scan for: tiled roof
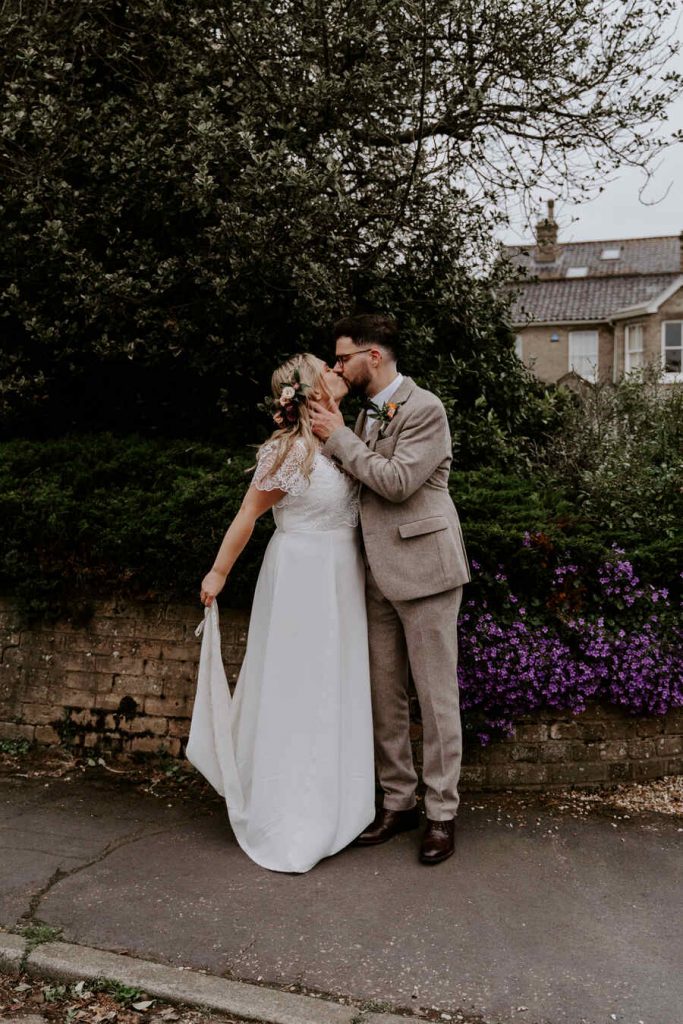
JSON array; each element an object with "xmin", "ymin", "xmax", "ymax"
[
  {"xmin": 505, "ymin": 232, "xmax": 682, "ymax": 324},
  {"xmin": 509, "ymin": 274, "xmax": 680, "ymax": 324},
  {"xmin": 506, "ymin": 234, "xmax": 681, "ymax": 279}
]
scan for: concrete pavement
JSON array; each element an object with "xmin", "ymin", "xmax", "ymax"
[{"xmin": 0, "ymin": 773, "xmax": 681, "ymax": 1024}]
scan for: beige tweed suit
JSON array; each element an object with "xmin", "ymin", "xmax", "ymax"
[{"xmin": 324, "ymin": 376, "xmax": 470, "ymax": 819}]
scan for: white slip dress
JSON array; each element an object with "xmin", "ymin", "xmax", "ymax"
[{"xmin": 186, "ymin": 439, "xmax": 375, "ymax": 873}]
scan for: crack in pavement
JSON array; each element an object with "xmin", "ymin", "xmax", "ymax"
[{"xmin": 17, "ymin": 819, "xmax": 195, "ymax": 929}]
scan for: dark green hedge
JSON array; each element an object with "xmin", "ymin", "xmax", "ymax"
[{"xmin": 1, "ymin": 434, "xmax": 679, "ymax": 625}]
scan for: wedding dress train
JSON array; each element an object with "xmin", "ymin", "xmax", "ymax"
[{"xmin": 187, "ymin": 439, "xmax": 375, "ymax": 873}]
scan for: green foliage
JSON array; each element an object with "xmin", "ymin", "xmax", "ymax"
[
  {"xmin": 0, "ymin": 737, "xmax": 31, "ymax": 755},
  {"xmin": 90, "ymin": 979, "xmax": 145, "ymax": 1006},
  {"xmin": 0, "ymin": 433, "xmax": 271, "ymax": 621},
  {"xmin": 19, "ymin": 922, "xmax": 63, "ymax": 954},
  {"xmin": 537, "ymin": 369, "xmax": 682, "ymax": 540},
  {"xmin": 2, "ymin": 431, "xmax": 679, "ymax": 626},
  {"xmin": 0, "ymin": 1, "xmax": 677, "ymax": 463}
]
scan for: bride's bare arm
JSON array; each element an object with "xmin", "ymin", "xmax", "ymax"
[{"xmin": 200, "ymin": 483, "xmax": 285, "ymax": 606}]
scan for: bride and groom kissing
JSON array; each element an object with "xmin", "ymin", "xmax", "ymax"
[{"xmin": 188, "ymin": 313, "xmax": 471, "ymax": 873}]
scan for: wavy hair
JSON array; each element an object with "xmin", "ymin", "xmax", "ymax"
[{"xmin": 258, "ymin": 353, "xmax": 335, "ymax": 481}]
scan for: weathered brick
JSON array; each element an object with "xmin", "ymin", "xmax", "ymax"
[
  {"xmin": 626, "ymin": 738, "xmax": 655, "ymax": 760},
  {"xmin": 127, "ymin": 715, "xmax": 168, "ymax": 736},
  {"xmin": 142, "ymin": 659, "xmax": 195, "ymax": 682},
  {"xmin": 63, "ymin": 670, "xmax": 113, "ymax": 693},
  {"xmin": 575, "ymin": 722, "xmax": 607, "ymax": 742},
  {"xmin": 550, "ymin": 722, "xmax": 578, "ymax": 740},
  {"xmin": 126, "ymin": 735, "xmax": 168, "ymax": 753},
  {"xmin": 60, "ymin": 690, "xmax": 121, "ymax": 711},
  {"xmin": 608, "ymin": 762, "xmax": 633, "ymax": 782},
  {"xmin": 510, "ymin": 744, "xmax": 538, "ymax": 763},
  {"xmin": 568, "ymin": 741, "xmax": 600, "ymax": 762},
  {"xmin": 655, "ymin": 735, "xmax": 682, "ymax": 757},
  {"xmin": 143, "ymin": 696, "xmax": 193, "ymax": 718},
  {"xmin": 597, "ymin": 740, "xmax": 628, "ymax": 761},
  {"xmin": 603, "ymin": 718, "xmax": 639, "ymax": 739},
  {"xmin": 484, "ymin": 763, "xmax": 548, "ymax": 787},
  {"xmin": 636, "ymin": 718, "xmax": 666, "ymax": 738},
  {"xmin": 481, "ymin": 744, "xmax": 512, "ymax": 765},
  {"xmin": 513, "ymin": 723, "xmax": 549, "ymax": 743},
  {"xmin": 540, "ymin": 740, "xmax": 571, "ymax": 763},
  {"xmin": 663, "ymin": 708, "xmax": 683, "ymax": 733},
  {"xmin": 112, "ymin": 674, "xmax": 162, "ymax": 697},
  {"xmin": 0, "ymin": 721, "xmax": 34, "ymax": 741},
  {"xmin": 156, "ymin": 677, "xmax": 196, "ymax": 699},
  {"xmin": 34, "ymin": 724, "xmax": 61, "ymax": 745},
  {"xmin": 167, "ymin": 719, "xmax": 190, "ymax": 739},
  {"xmin": 409, "ymin": 721, "xmax": 422, "ymax": 741},
  {"xmin": 19, "ymin": 702, "xmax": 58, "ymax": 725},
  {"xmin": 632, "ymin": 758, "xmax": 668, "ymax": 781},
  {"xmin": 460, "ymin": 765, "xmax": 486, "ymax": 788},
  {"xmin": 164, "ymin": 737, "xmax": 183, "ymax": 757}
]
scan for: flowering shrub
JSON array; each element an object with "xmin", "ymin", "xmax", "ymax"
[{"xmin": 459, "ymin": 547, "xmax": 682, "ymax": 744}]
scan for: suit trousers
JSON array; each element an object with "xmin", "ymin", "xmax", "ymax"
[{"xmin": 364, "ymin": 561, "xmax": 464, "ymax": 820}]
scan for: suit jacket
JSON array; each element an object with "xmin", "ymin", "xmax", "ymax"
[{"xmin": 323, "ymin": 376, "xmax": 470, "ymax": 601}]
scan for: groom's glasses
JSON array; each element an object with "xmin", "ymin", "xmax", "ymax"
[{"xmin": 333, "ymin": 348, "xmax": 373, "ymax": 367}]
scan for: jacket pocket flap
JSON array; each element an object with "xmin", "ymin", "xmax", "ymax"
[{"xmin": 399, "ymin": 516, "xmax": 449, "ymax": 539}]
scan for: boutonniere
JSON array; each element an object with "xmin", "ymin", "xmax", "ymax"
[{"xmin": 366, "ymin": 399, "xmax": 405, "ymax": 438}]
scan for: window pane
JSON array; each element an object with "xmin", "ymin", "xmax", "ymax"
[
  {"xmin": 664, "ymin": 349, "xmax": 681, "ymax": 373},
  {"xmin": 626, "ymin": 325, "xmax": 643, "ymax": 352},
  {"xmin": 664, "ymin": 322, "xmax": 682, "ymax": 349},
  {"xmin": 569, "ymin": 331, "xmax": 598, "ymax": 381}
]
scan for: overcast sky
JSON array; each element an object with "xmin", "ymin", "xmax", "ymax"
[{"xmin": 500, "ymin": 16, "xmax": 683, "ymax": 246}]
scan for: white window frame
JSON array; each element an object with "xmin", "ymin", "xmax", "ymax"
[
  {"xmin": 624, "ymin": 324, "xmax": 645, "ymax": 374},
  {"xmin": 568, "ymin": 330, "xmax": 599, "ymax": 382},
  {"xmin": 662, "ymin": 321, "xmax": 683, "ymax": 382},
  {"xmin": 514, "ymin": 334, "xmax": 523, "ymax": 360}
]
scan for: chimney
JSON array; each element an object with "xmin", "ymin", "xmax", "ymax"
[{"xmin": 535, "ymin": 199, "xmax": 559, "ymax": 263}]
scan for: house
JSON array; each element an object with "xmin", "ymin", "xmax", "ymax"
[{"xmin": 505, "ymin": 202, "xmax": 683, "ymax": 385}]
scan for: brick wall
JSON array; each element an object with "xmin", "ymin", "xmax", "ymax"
[
  {"xmin": 516, "ymin": 323, "xmax": 614, "ymax": 385},
  {"xmin": 1, "ymin": 596, "xmax": 681, "ymax": 788}
]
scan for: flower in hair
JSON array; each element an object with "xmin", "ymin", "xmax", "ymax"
[{"xmin": 258, "ymin": 368, "xmax": 309, "ymax": 427}]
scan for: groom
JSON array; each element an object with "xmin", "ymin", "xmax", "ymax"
[{"xmin": 310, "ymin": 313, "xmax": 470, "ymax": 864}]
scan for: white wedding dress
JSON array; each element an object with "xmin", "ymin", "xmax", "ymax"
[{"xmin": 186, "ymin": 439, "xmax": 375, "ymax": 873}]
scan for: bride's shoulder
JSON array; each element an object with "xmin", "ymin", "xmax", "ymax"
[{"xmin": 257, "ymin": 436, "xmax": 308, "ymax": 464}]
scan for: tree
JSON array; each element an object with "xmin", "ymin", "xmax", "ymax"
[{"xmin": 0, "ymin": 1, "xmax": 679, "ymax": 455}]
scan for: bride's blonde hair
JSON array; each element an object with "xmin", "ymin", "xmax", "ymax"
[{"xmin": 258, "ymin": 353, "xmax": 335, "ymax": 480}]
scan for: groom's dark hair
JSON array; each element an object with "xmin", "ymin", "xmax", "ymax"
[{"xmin": 333, "ymin": 313, "xmax": 400, "ymax": 362}]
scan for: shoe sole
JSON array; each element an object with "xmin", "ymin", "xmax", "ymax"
[{"xmin": 419, "ymin": 847, "xmax": 455, "ymax": 865}]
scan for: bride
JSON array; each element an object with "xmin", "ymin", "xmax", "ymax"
[{"xmin": 186, "ymin": 353, "xmax": 375, "ymax": 873}]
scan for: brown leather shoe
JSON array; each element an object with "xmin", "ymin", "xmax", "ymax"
[
  {"xmin": 419, "ymin": 818, "xmax": 456, "ymax": 864},
  {"xmin": 354, "ymin": 807, "xmax": 420, "ymax": 846}
]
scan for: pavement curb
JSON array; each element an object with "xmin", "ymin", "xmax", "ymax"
[{"xmin": 0, "ymin": 934, "xmax": 412, "ymax": 1024}]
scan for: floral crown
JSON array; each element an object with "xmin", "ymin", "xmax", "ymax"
[{"xmin": 259, "ymin": 368, "xmax": 309, "ymax": 427}]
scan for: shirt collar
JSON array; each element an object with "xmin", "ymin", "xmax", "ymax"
[{"xmin": 367, "ymin": 373, "xmax": 404, "ymax": 417}]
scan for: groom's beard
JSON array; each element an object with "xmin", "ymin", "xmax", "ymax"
[{"xmin": 345, "ymin": 371, "xmax": 373, "ymax": 398}]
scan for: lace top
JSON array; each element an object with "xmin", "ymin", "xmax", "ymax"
[{"xmin": 253, "ymin": 439, "xmax": 359, "ymax": 531}]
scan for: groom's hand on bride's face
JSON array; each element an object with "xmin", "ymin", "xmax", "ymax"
[{"xmin": 309, "ymin": 399, "xmax": 345, "ymax": 441}]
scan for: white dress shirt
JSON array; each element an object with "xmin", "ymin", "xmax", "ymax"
[{"xmin": 364, "ymin": 374, "xmax": 404, "ymax": 440}]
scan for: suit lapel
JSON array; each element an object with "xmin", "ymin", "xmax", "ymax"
[{"xmin": 366, "ymin": 376, "xmax": 416, "ymax": 448}]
